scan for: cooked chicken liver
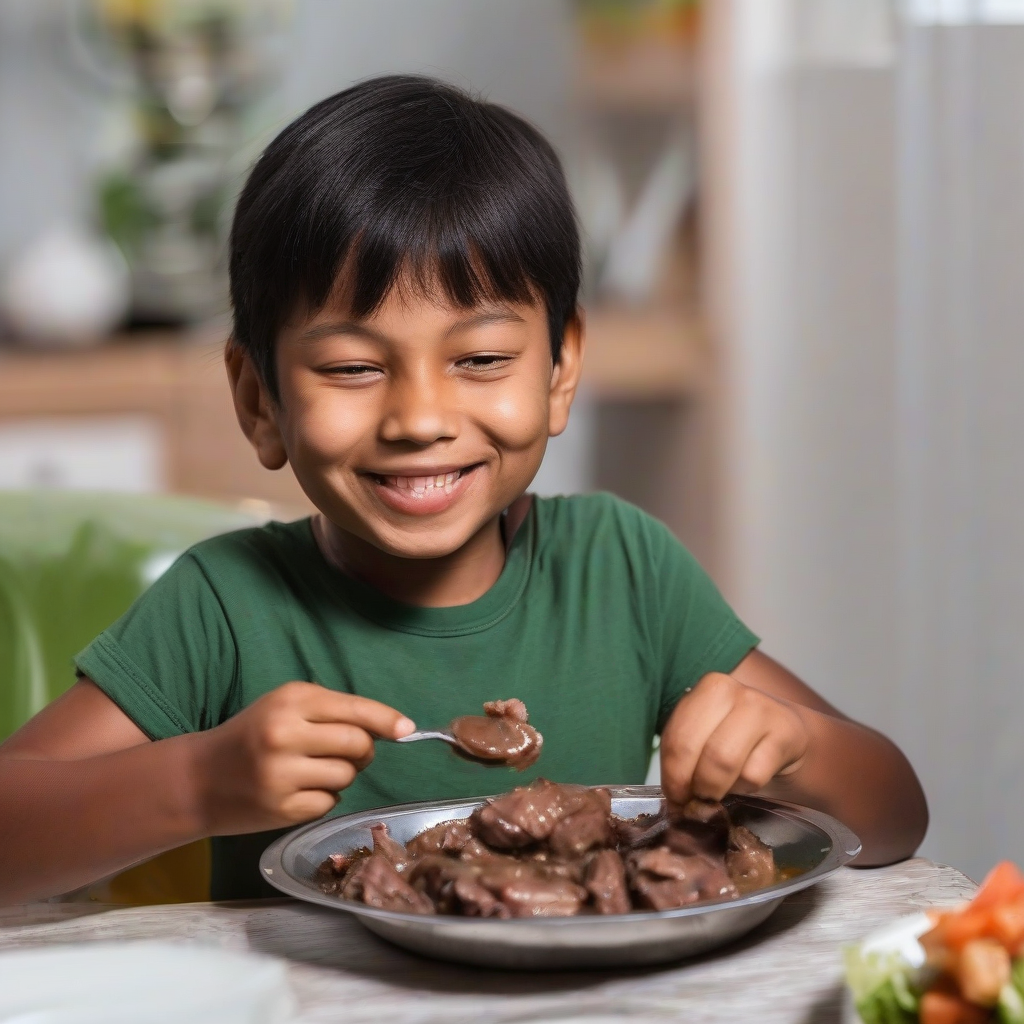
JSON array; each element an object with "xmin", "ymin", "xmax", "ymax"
[
  {"xmin": 585, "ymin": 849, "xmax": 631, "ymax": 915},
  {"xmin": 612, "ymin": 809, "xmax": 669, "ymax": 849},
  {"xmin": 339, "ymin": 852, "xmax": 434, "ymax": 914},
  {"xmin": 370, "ymin": 822, "xmax": 413, "ymax": 873},
  {"xmin": 471, "ymin": 778, "xmax": 609, "ymax": 849},
  {"xmin": 448, "ymin": 698, "xmax": 543, "ymax": 769},
  {"xmin": 726, "ymin": 825, "xmax": 777, "ymax": 894},
  {"xmin": 627, "ymin": 847, "xmax": 739, "ymax": 911},
  {"xmin": 405, "ymin": 819, "xmax": 473, "ymax": 858},
  {"xmin": 316, "ymin": 780, "xmax": 785, "ymax": 918}
]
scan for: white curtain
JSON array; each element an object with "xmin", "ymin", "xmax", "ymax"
[
  {"xmin": 708, "ymin": 0, "xmax": 1024, "ymax": 879},
  {"xmin": 896, "ymin": 6, "xmax": 1024, "ymax": 877}
]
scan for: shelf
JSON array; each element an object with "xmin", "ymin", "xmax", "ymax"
[
  {"xmin": 0, "ymin": 333, "xmax": 313, "ymax": 512},
  {"xmin": 583, "ymin": 304, "xmax": 707, "ymax": 400}
]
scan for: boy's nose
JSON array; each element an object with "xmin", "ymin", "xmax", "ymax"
[{"xmin": 378, "ymin": 372, "xmax": 459, "ymax": 446}]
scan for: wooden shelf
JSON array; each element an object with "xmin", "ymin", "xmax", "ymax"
[
  {"xmin": 583, "ymin": 304, "xmax": 707, "ymax": 400},
  {"xmin": 0, "ymin": 333, "xmax": 313, "ymax": 511}
]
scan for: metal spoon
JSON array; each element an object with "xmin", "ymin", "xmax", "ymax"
[
  {"xmin": 395, "ymin": 729, "xmax": 459, "ymax": 748},
  {"xmin": 394, "ymin": 725, "xmax": 542, "ymax": 769},
  {"xmin": 395, "ymin": 728, "xmax": 502, "ymax": 765}
]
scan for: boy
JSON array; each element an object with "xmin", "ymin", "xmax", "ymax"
[{"xmin": 0, "ymin": 76, "xmax": 926, "ymax": 904}]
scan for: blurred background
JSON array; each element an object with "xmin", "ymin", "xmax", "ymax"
[{"xmin": 0, "ymin": 0, "xmax": 1022, "ymax": 885}]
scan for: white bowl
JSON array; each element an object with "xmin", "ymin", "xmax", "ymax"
[{"xmin": 0, "ymin": 940, "xmax": 296, "ymax": 1024}]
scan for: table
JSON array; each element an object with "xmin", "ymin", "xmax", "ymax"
[{"xmin": 0, "ymin": 858, "xmax": 974, "ymax": 1024}]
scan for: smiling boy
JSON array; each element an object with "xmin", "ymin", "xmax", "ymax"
[{"xmin": 0, "ymin": 76, "xmax": 927, "ymax": 904}]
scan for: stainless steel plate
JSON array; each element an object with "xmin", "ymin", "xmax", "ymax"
[{"xmin": 260, "ymin": 786, "xmax": 860, "ymax": 970}]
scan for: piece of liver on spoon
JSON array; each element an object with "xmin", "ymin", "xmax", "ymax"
[{"xmin": 448, "ymin": 698, "xmax": 544, "ymax": 769}]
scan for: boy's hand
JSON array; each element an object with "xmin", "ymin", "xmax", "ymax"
[
  {"xmin": 192, "ymin": 681, "xmax": 415, "ymax": 835},
  {"xmin": 660, "ymin": 672, "xmax": 810, "ymax": 805}
]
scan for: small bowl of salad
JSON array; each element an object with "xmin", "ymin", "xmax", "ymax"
[{"xmin": 845, "ymin": 861, "xmax": 1024, "ymax": 1024}]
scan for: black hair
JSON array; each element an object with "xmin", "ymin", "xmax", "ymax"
[{"xmin": 229, "ymin": 74, "xmax": 581, "ymax": 398}]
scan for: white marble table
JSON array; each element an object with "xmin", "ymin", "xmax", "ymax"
[{"xmin": 0, "ymin": 859, "xmax": 974, "ymax": 1024}]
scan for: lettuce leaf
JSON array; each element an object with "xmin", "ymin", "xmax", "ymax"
[
  {"xmin": 997, "ymin": 958, "xmax": 1024, "ymax": 1024},
  {"xmin": 844, "ymin": 947, "xmax": 921, "ymax": 1024}
]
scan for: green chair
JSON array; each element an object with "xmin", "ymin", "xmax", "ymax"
[{"xmin": 0, "ymin": 491, "xmax": 267, "ymax": 904}]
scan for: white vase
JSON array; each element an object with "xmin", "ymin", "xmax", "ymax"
[{"xmin": 1, "ymin": 226, "xmax": 130, "ymax": 348}]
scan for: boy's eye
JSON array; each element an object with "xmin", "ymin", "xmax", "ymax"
[
  {"xmin": 323, "ymin": 364, "xmax": 382, "ymax": 377},
  {"xmin": 457, "ymin": 354, "xmax": 513, "ymax": 369}
]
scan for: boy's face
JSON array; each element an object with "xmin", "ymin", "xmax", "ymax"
[{"xmin": 230, "ymin": 280, "xmax": 583, "ymax": 560}]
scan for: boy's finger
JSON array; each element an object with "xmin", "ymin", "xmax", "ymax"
[
  {"xmin": 297, "ymin": 687, "xmax": 415, "ymax": 738},
  {"xmin": 299, "ymin": 723, "xmax": 376, "ymax": 768},
  {"xmin": 689, "ymin": 703, "xmax": 769, "ymax": 801},
  {"xmin": 735, "ymin": 734, "xmax": 793, "ymax": 793},
  {"xmin": 294, "ymin": 756, "xmax": 360, "ymax": 794},
  {"xmin": 660, "ymin": 675, "xmax": 735, "ymax": 803},
  {"xmin": 279, "ymin": 790, "xmax": 341, "ymax": 824}
]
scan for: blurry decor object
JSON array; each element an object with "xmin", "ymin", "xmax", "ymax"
[
  {"xmin": 0, "ymin": 491, "xmax": 266, "ymax": 904},
  {"xmin": 596, "ymin": 131, "xmax": 696, "ymax": 304},
  {"xmin": 573, "ymin": 0, "xmax": 700, "ymax": 305},
  {"xmin": 0, "ymin": 226, "xmax": 130, "ymax": 347},
  {"xmin": 0, "ymin": 941, "xmax": 295, "ymax": 1023},
  {"xmin": 69, "ymin": 0, "xmax": 289, "ymax": 327},
  {"xmin": 575, "ymin": 0, "xmax": 699, "ymax": 104}
]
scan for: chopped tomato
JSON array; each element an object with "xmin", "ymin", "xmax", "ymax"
[
  {"xmin": 923, "ymin": 862, "xmax": 1024, "ymax": 954},
  {"xmin": 956, "ymin": 938, "xmax": 1011, "ymax": 1007},
  {"xmin": 941, "ymin": 911, "xmax": 995, "ymax": 951},
  {"xmin": 989, "ymin": 898, "xmax": 1024, "ymax": 954},
  {"xmin": 921, "ymin": 921, "xmax": 958, "ymax": 970},
  {"xmin": 919, "ymin": 989, "xmax": 992, "ymax": 1024},
  {"xmin": 971, "ymin": 862, "xmax": 1024, "ymax": 914}
]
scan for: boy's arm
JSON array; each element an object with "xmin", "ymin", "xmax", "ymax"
[
  {"xmin": 660, "ymin": 650, "xmax": 928, "ymax": 867},
  {"xmin": 0, "ymin": 678, "xmax": 414, "ymax": 906}
]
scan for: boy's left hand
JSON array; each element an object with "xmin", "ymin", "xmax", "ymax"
[{"xmin": 660, "ymin": 672, "xmax": 810, "ymax": 805}]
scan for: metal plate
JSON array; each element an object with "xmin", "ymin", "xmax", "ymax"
[{"xmin": 260, "ymin": 787, "xmax": 860, "ymax": 970}]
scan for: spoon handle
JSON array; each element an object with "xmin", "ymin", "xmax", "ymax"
[{"xmin": 395, "ymin": 730, "xmax": 458, "ymax": 745}]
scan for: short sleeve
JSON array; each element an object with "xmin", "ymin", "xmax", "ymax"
[
  {"xmin": 75, "ymin": 553, "xmax": 237, "ymax": 739},
  {"xmin": 643, "ymin": 517, "xmax": 759, "ymax": 730}
]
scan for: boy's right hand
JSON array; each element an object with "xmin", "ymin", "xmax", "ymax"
[{"xmin": 192, "ymin": 681, "xmax": 415, "ymax": 835}]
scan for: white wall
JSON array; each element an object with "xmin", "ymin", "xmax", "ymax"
[{"xmin": 278, "ymin": 0, "xmax": 574, "ymax": 149}]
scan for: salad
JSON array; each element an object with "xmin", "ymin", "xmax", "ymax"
[{"xmin": 846, "ymin": 862, "xmax": 1024, "ymax": 1024}]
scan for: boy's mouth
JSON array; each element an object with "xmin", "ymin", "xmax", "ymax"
[{"xmin": 366, "ymin": 464, "xmax": 481, "ymax": 516}]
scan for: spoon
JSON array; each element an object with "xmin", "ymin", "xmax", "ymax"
[
  {"xmin": 394, "ymin": 705, "xmax": 543, "ymax": 769},
  {"xmin": 396, "ymin": 729, "xmax": 460, "ymax": 748},
  {"xmin": 395, "ymin": 728, "xmax": 504, "ymax": 766}
]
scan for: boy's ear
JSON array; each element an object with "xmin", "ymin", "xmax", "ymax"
[
  {"xmin": 548, "ymin": 309, "xmax": 585, "ymax": 438},
  {"xmin": 224, "ymin": 341, "xmax": 289, "ymax": 471}
]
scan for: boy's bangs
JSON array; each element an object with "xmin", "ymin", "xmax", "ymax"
[{"xmin": 316, "ymin": 208, "xmax": 538, "ymax": 326}]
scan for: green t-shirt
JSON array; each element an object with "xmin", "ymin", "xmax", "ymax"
[{"xmin": 76, "ymin": 493, "xmax": 757, "ymax": 900}]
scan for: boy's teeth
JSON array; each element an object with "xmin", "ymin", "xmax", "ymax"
[{"xmin": 383, "ymin": 470, "xmax": 461, "ymax": 495}]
